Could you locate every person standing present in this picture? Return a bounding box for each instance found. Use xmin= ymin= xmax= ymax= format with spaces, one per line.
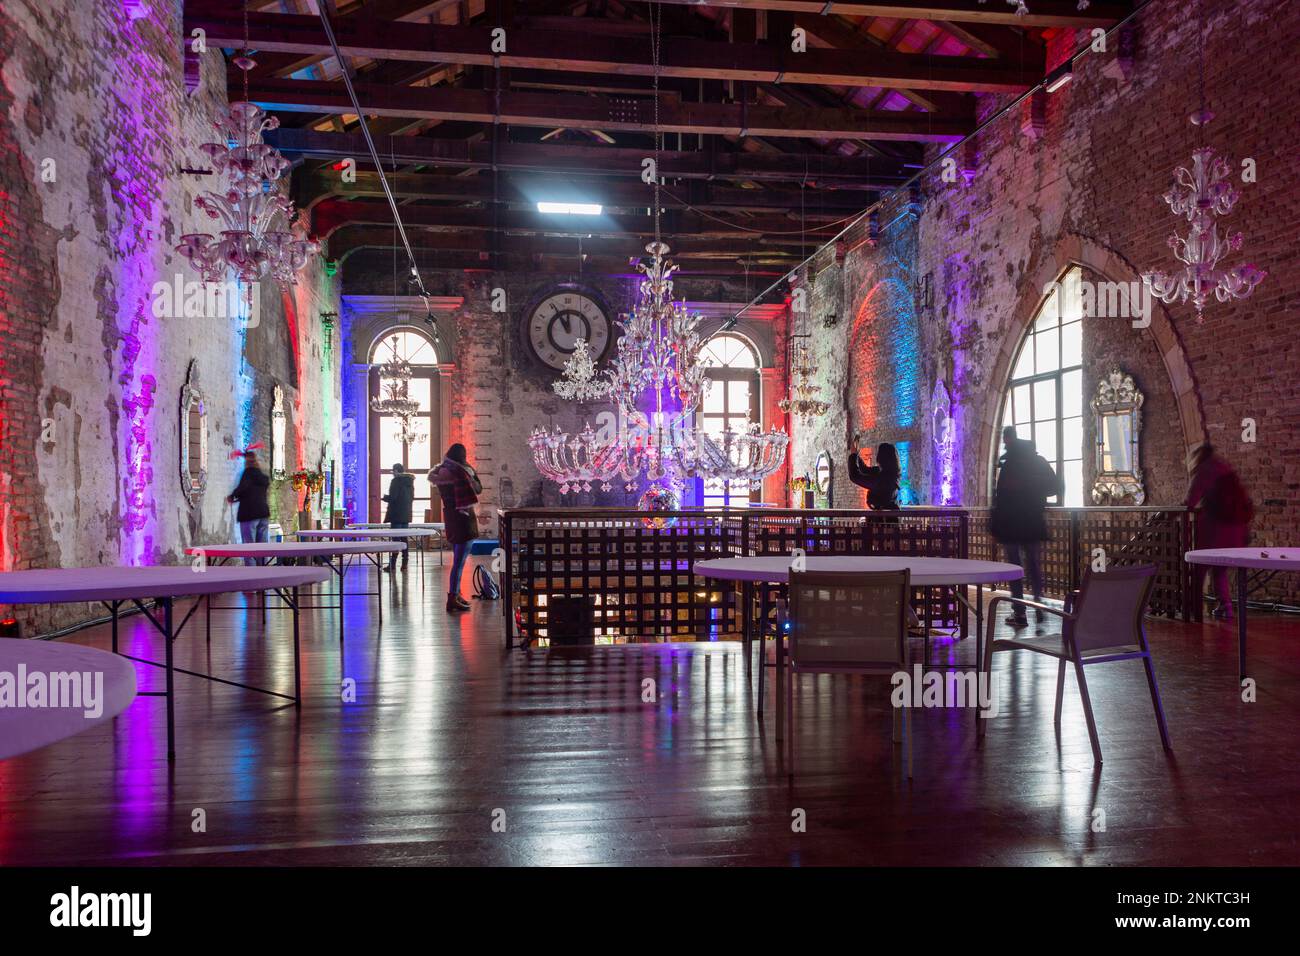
xmin=381 ymin=462 xmax=415 ymax=573
xmin=847 ymin=440 xmax=902 ymax=510
xmin=1185 ymin=443 xmax=1254 ymax=621
xmin=227 ymin=449 xmax=270 ymax=567
xmin=991 ymin=427 xmax=1061 ymax=627
xmin=430 ymin=443 xmax=481 ymax=613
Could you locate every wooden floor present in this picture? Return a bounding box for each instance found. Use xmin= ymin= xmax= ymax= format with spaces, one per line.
xmin=2 ymin=559 xmax=1298 ymax=867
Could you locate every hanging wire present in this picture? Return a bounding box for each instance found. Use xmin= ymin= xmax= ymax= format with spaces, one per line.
xmin=315 ymin=2 xmax=431 ymax=311
xmin=650 ymin=1 xmax=663 ymax=247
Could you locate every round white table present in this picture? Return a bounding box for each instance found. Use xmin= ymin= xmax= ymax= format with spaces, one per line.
xmin=187 ymin=541 xmax=404 ymax=637
xmin=0 ymin=565 xmax=330 ymax=760
xmin=1185 ymin=547 xmax=1299 ymax=680
xmin=0 ymin=638 xmax=137 ymax=760
xmin=694 ymin=556 xmax=1024 ymax=738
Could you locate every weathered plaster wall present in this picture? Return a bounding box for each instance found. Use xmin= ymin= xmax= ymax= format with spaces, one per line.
xmin=0 ymin=0 xmax=340 ymax=632
xmin=791 ymin=0 xmax=1297 ymax=575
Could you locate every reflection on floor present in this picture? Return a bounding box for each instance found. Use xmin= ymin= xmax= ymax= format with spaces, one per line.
xmin=1 ymin=559 xmax=1297 ymax=866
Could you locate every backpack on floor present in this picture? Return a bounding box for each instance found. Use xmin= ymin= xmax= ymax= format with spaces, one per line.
xmin=473 ymin=564 xmax=500 ymax=600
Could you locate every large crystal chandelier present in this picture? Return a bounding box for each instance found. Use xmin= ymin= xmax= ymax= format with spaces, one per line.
xmin=528 ymin=4 xmax=787 ymax=504
xmin=529 ymin=242 xmax=788 ymax=497
xmin=176 ymin=2 xmax=318 ymax=284
xmin=1141 ymin=5 xmax=1265 ymax=322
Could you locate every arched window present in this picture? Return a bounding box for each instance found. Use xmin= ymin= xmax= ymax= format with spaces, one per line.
xmin=368 ymin=328 xmax=440 ymax=520
xmin=699 ymin=332 xmax=761 ymax=508
xmin=998 ymin=267 xmax=1085 ymax=506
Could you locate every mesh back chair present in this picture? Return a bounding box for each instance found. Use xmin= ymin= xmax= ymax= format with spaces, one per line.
xmin=979 ymin=564 xmax=1172 ymax=765
xmin=785 ymin=569 xmax=913 ymax=778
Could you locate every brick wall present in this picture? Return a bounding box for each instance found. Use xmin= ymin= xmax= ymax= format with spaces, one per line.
xmin=794 ymin=0 xmax=1297 ymax=601
xmin=0 ymin=0 xmax=340 ymax=633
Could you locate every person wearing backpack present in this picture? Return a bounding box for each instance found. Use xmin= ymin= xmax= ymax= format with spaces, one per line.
xmin=1185 ymin=443 xmax=1254 ymax=621
xmin=991 ymin=427 xmax=1063 ymax=627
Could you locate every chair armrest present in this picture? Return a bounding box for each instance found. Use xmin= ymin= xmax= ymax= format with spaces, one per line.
xmin=985 ymin=596 xmax=1076 ymax=655
xmin=1064 ymin=589 xmax=1081 ymax=615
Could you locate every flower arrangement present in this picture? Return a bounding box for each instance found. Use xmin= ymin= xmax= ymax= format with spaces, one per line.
xmin=788 ymin=475 xmax=812 ymax=493
xmin=289 ymin=469 xmax=325 ymax=495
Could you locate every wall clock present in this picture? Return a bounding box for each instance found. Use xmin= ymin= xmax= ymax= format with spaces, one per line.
xmin=524 ymin=290 xmax=612 ymax=371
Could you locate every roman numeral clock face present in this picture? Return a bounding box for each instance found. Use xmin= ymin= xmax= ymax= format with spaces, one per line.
xmin=525 ymin=292 xmax=611 ymax=371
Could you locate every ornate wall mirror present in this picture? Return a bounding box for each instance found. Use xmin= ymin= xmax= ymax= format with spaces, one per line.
xmin=180 ymin=360 xmax=208 ymax=506
xmin=1091 ymin=369 xmax=1145 ymax=504
xmin=814 ymin=451 xmax=833 ymax=506
xmin=271 ymin=385 xmax=287 ymax=479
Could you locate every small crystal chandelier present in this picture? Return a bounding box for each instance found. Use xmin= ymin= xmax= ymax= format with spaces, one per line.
xmin=394 ymin=415 xmax=427 ymax=446
xmin=176 ymin=1 xmax=318 ymax=284
xmin=552 ymin=339 xmax=610 ymax=403
xmin=779 ymin=337 xmax=830 ymax=423
xmin=370 ymin=335 xmax=421 ymax=418
xmin=1142 ymin=3 xmax=1265 ymax=322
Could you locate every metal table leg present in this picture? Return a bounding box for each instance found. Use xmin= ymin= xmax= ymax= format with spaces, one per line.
xmin=163 ymin=597 xmax=176 ymax=761
xmin=1238 ymin=566 xmax=1248 ymax=683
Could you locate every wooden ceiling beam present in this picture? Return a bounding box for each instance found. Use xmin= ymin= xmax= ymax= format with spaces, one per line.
xmin=621 ymin=1 xmax=1126 ymax=29
xmin=187 ymin=10 xmax=1035 ymax=92
xmin=249 ymin=77 xmax=972 ymax=141
xmin=267 ymin=128 xmax=912 ymax=184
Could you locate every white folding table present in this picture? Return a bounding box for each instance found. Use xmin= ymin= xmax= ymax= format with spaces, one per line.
xmin=1185 ymin=547 xmax=1299 ymax=681
xmin=0 ymin=638 xmax=138 ymax=760
xmin=694 ymin=556 xmax=1024 ymax=738
xmin=187 ymin=541 xmax=404 ymax=638
xmin=297 ymin=527 xmax=444 ymax=575
xmin=0 ymin=565 xmax=329 ymax=760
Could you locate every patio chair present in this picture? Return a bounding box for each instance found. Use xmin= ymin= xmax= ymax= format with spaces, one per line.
xmin=978 ymin=563 xmax=1172 ymax=765
xmin=785 ymin=569 xmax=913 ymax=778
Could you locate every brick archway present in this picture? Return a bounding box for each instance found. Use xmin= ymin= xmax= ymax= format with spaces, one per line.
xmin=974 ymin=233 xmax=1205 ymax=504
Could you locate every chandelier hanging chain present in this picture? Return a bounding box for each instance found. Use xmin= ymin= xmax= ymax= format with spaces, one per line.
xmin=650 ymin=1 xmax=662 ymax=247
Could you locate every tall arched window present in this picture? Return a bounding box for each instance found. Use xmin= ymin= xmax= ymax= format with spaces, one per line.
xmin=699 ymin=332 xmax=761 ymax=508
xmin=999 ymin=267 xmax=1085 ymax=506
xmin=368 ymin=328 xmax=440 ymax=520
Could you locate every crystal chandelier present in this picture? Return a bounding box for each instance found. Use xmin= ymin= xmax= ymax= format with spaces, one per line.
xmin=370 ymin=335 xmax=421 ymax=419
xmin=175 ymin=3 xmax=318 ymax=285
xmin=1141 ymin=4 xmax=1265 ymax=322
xmin=528 ymin=242 xmax=788 ymax=497
xmin=779 ymin=337 xmax=830 ymax=422
xmin=527 ymin=4 xmax=786 ymax=503
xmin=394 ymin=416 xmax=427 ymax=446
xmin=552 ymin=339 xmax=610 ymax=402
xmin=1141 ymin=113 xmax=1266 ymax=321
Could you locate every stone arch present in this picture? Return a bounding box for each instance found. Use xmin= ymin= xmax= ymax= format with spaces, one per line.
xmin=974 ymin=233 xmax=1204 ymax=504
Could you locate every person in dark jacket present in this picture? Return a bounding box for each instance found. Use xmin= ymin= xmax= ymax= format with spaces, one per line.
xmin=848 ymin=440 xmax=901 ymax=510
xmin=991 ymin=427 xmax=1062 ymax=627
xmin=381 ymin=463 xmax=416 ymax=572
xmin=1185 ymin=443 xmax=1253 ymax=621
xmin=227 ymin=450 xmax=271 ymax=566
xmin=430 ymin=443 xmax=482 ymax=613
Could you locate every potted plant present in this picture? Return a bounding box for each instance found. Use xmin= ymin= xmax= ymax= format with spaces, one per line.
xmin=789 ymin=475 xmax=815 ymax=510
xmin=289 ymin=469 xmax=325 ymax=529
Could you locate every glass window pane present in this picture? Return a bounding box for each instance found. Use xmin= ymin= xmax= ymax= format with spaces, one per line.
xmin=378 ymin=419 xmax=402 ymax=468
xmin=407 ymin=440 xmax=432 ymax=471
xmin=1034 ymin=423 xmax=1057 ymax=462
xmin=1035 ymin=288 xmax=1059 ymax=330
xmin=703 ymin=417 xmax=725 ymax=437
xmin=1013 ymin=384 xmax=1032 ymax=424
xmin=1032 ymin=379 xmax=1056 ymax=422
xmin=1062 ymin=369 xmax=1083 ymax=418
xmin=703 ymin=389 xmax=725 ymax=413
xmin=727 ymin=380 xmax=749 ymax=411
xmin=1014 ymin=422 xmax=1032 ymax=442
xmin=1062 ymin=416 xmax=1084 ymax=461
xmin=1061 ymin=268 xmax=1084 ymax=323
xmin=1012 ymin=338 xmax=1035 ymax=380
xmin=406 ymin=377 xmax=431 ymax=408
xmin=1060 ymin=320 xmax=1082 ymax=369
xmin=1064 ymin=464 xmax=1084 ymax=508
xmin=1035 ymin=327 xmax=1060 ymax=374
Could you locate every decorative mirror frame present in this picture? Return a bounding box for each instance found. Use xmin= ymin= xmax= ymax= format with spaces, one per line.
xmin=814 ymin=451 xmax=833 ymax=503
xmin=1090 ymin=368 xmax=1145 ymax=505
xmin=271 ymin=384 xmax=288 ymax=480
xmin=179 ymin=360 xmax=208 ymax=507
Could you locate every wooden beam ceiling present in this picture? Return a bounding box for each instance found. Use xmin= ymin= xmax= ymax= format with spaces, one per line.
xmin=187 ymin=10 xmax=1035 ymax=92
xmin=247 ymin=77 xmax=972 ymax=141
xmin=633 ymin=0 xmax=1127 ymax=29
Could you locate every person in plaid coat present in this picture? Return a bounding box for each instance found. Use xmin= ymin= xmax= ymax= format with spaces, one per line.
xmin=430 ymin=443 xmax=482 ymax=612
